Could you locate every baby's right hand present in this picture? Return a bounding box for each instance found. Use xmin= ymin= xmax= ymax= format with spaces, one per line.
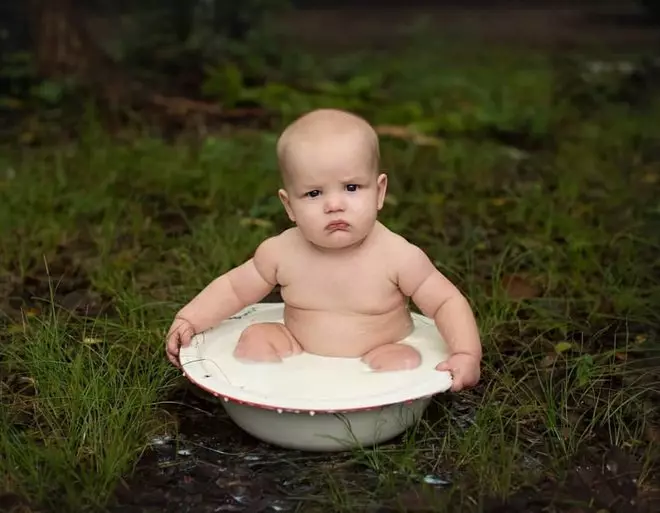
xmin=166 ymin=316 xmax=196 ymax=368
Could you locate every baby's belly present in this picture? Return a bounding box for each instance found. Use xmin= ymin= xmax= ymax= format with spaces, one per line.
xmin=283 ymin=305 xmax=414 ymax=357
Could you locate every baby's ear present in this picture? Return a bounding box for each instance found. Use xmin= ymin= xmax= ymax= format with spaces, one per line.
xmin=278 ymin=189 xmax=296 ymax=222
xmin=376 ymin=173 xmax=388 ymax=210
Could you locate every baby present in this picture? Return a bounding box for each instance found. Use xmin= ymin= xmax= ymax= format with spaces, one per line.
xmin=166 ymin=108 xmax=482 ymax=391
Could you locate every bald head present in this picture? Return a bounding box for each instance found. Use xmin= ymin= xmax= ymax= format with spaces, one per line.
xmin=276 ymin=109 xmax=380 ymax=186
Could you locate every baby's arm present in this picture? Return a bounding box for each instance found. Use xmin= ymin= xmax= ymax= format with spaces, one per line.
xmin=174 ymin=235 xmax=280 ymax=335
xmin=395 ymin=242 xmax=482 ymax=360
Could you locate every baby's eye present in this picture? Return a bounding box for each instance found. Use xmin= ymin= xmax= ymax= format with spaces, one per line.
xmin=346 ymin=184 xmax=359 ymax=192
xmin=306 ymin=190 xmax=321 ymax=198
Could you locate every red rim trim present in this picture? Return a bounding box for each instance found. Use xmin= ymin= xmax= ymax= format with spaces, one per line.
xmin=181 ymin=369 xmax=435 ymax=414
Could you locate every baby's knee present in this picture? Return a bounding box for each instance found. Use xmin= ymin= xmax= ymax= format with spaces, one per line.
xmin=241 ymin=321 xmax=283 ymax=337
xmin=400 ymin=345 xmax=422 ymax=368
xmin=362 ymin=342 xmax=422 ymax=371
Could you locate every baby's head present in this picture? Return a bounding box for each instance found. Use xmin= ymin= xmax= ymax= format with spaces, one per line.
xmin=276 ymin=108 xmax=387 ymax=250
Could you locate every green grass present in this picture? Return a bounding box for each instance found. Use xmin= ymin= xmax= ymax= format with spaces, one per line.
xmin=1 ymin=297 xmax=177 ymax=511
xmin=1 ymin=36 xmax=659 ymax=513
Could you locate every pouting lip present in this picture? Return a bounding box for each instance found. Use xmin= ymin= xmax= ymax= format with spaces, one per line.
xmin=326 ymin=220 xmax=350 ymax=230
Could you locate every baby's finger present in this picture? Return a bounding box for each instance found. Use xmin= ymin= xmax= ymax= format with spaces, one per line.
xmin=463 ymin=369 xmax=480 ymax=389
xmin=166 ymin=343 xmax=181 ymax=368
xmin=435 ymin=360 xmax=451 ymax=372
xmin=166 ymin=332 xmax=178 ymax=354
xmin=450 ymin=377 xmax=463 ymax=392
xmin=449 ymin=367 xmax=463 ymax=391
xmin=179 ymin=324 xmax=195 ymax=348
xmin=167 ymin=330 xmax=181 ymax=356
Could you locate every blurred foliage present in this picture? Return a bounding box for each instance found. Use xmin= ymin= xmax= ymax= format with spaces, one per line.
xmin=96 ymin=0 xmax=292 ymax=65
xmin=0 ymin=0 xmax=658 ymax=145
xmin=0 ymin=0 xmax=291 ymax=133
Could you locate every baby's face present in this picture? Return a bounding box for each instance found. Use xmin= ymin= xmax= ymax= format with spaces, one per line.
xmin=278 ymin=145 xmax=387 ymax=250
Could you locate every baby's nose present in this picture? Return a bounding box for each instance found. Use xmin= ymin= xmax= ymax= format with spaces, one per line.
xmin=324 ymin=193 xmax=345 ymax=212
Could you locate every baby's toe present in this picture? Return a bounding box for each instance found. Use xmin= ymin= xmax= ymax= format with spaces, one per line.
xmin=365 ymin=358 xmax=385 ymax=371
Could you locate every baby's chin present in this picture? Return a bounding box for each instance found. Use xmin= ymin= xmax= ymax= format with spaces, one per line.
xmin=311 ymin=232 xmax=368 ymax=250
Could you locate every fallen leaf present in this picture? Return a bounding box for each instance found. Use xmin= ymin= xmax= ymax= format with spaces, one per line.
xmin=554 ymin=341 xmax=574 ymax=354
xmin=375 ymin=124 xmax=413 ymax=138
xmin=645 ymin=424 xmax=660 ymax=443
xmin=7 ymin=324 xmax=24 ymax=335
xmin=239 ymin=217 xmax=273 ymax=229
xmin=502 ymin=274 xmax=542 ymax=300
xmin=503 ymin=147 xmax=530 ymax=161
xmin=641 ymin=172 xmax=658 ymax=184
xmin=384 ymin=194 xmax=398 ymax=206
xmin=426 ymin=193 xmax=445 ymax=205
xmin=412 ymin=134 xmax=443 ymax=147
xmin=541 ymin=353 xmax=558 ymax=367
xmin=19 ymin=131 xmax=35 ymax=144
xmin=634 ymin=334 xmax=648 ymax=344
xmin=0 ymin=96 xmax=23 ymax=109
xmin=375 ymin=125 xmax=443 ymax=147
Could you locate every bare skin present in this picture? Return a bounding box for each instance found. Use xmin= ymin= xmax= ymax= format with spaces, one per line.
xmin=167 ymin=108 xmax=482 ymax=390
xmin=233 ymin=225 xmax=423 ymax=371
xmin=233 ymin=322 xmax=303 ymax=362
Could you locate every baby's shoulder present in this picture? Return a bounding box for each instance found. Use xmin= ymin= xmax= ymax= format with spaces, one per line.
xmin=254 ymin=228 xmax=299 ymax=261
xmin=277 ymin=227 xmax=301 ymax=244
xmin=374 ymin=223 xmax=432 ymax=266
xmin=374 ymin=222 xmax=417 ymax=254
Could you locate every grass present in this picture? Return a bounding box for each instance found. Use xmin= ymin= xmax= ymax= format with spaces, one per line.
xmin=1 ymin=296 xmax=176 ymax=511
xmin=1 ymin=32 xmax=659 ymax=513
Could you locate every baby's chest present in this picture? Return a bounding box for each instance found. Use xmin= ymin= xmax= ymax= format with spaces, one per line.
xmin=279 ymin=259 xmax=401 ymax=313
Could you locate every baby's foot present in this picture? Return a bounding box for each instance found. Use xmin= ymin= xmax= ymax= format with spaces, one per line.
xmin=233 ymin=322 xmax=303 ymax=363
xmin=361 ymin=343 xmax=421 ymax=372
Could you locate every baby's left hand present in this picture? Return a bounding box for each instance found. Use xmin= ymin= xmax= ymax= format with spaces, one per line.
xmin=435 ymin=352 xmax=481 ymax=392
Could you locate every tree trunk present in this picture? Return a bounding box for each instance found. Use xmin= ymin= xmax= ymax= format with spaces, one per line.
xmin=27 ymin=0 xmax=136 ymax=107
xmin=24 ymin=0 xmax=264 ymax=123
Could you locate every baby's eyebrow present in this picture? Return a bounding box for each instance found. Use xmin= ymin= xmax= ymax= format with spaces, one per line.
xmin=300 ymin=183 xmax=321 ymax=190
xmin=297 ymin=176 xmax=364 ymax=190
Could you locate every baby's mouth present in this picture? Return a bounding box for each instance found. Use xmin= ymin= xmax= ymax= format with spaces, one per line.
xmin=326 ymin=220 xmax=350 ymax=231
